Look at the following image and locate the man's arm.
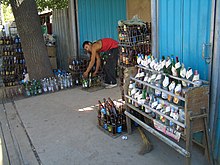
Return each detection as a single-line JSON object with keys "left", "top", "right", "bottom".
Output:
{"left": 93, "top": 53, "right": 101, "bottom": 76}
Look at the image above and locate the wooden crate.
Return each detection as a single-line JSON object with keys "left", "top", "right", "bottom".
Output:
{"left": 47, "top": 46, "right": 56, "bottom": 57}
{"left": 49, "top": 57, "right": 57, "bottom": 69}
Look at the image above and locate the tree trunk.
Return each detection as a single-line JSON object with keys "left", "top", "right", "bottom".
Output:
{"left": 10, "top": 0, "right": 53, "bottom": 80}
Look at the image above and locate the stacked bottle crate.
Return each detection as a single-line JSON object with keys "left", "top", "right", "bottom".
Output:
{"left": 97, "top": 98, "right": 126, "bottom": 137}
{"left": 68, "top": 57, "right": 104, "bottom": 88}
{"left": 0, "top": 35, "right": 27, "bottom": 87}
{"left": 117, "top": 20, "right": 151, "bottom": 101}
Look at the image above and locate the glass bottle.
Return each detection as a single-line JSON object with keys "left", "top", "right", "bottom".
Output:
{"left": 186, "top": 67, "right": 193, "bottom": 87}
{"left": 173, "top": 84, "right": 182, "bottom": 105}
{"left": 167, "top": 81, "right": 176, "bottom": 103}
{"left": 192, "top": 70, "right": 202, "bottom": 87}
{"left": 161, "top": 76, "right": 169, "bottom": 100}
{"left": 165, "top": 56, "right": 172, "bottom": 75}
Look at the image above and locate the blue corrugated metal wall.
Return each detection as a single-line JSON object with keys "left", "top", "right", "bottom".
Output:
{"left": 77, "top": 0, "right": 126, "bottom": 51}
{"left": 214, "top": 103, "right": 220, "bottom": 164}
{"left": 213, "top": 1, "right": 220, "bottom": 163}
{"left": 158, "top": 0, "right": 183, "bottom": 61}
{"left": 158, "top": 0, "right": 212, "bottom": 80}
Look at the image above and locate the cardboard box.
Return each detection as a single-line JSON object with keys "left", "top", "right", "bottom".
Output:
{"left": 49, "top": 57, "right": 57, "bottom": 69}
{"left": 47, "top": 46, "right": 56, "bottom": 57}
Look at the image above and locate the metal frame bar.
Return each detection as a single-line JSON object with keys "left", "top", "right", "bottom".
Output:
{"left": 125, "top": 111, "right": 190, "bottom": 157}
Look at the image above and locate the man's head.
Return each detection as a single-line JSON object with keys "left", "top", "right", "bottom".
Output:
{"left": 83, "top": 41, "right": 92, "bottom": 53}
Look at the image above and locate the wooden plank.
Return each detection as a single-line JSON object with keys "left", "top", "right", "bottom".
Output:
{"left": 185, "top": 86, "right": 209, "bottom": 132}
{"left": 125, "top": 105, "right": 132, "bottom": 134}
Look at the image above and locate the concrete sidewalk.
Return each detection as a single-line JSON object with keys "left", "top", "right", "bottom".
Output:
{"left": 1, "top": 87, "right": 209, "bottom": 165}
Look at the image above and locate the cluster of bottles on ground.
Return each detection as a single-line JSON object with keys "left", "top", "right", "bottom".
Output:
{"left": 97, "top": 98, "right": 127, "bottom": 136}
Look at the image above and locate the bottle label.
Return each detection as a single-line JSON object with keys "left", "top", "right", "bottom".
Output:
{"left": 122, "top": 47, "right": 125, "bottom": 53}
{"left": 155, "top": 83, "right": 161, "bottom": 96}
{"left": 173, "top": 97, "right": 179, "bottom": 105}
{"left": 180, "top": 68, "right": 186, "bottom": 78}
{"left": 173, "top": 112, "right": 179, "bottom": 120}
{"left": 101, "top": 108, "right": 106, "bottom": 115}
{"left": 186, "top": 69, "right": 193, "bottom": 79}
{"left": 155, "top": 74, "right": 162, "bottom": 81}
{"left": 172, "top": 66, "right": 177, "bottom": 76}
{"left": 174, "top": 84, "right": 182, "bottom": 93}
{"left": 168, "top": 82, "right": 176, "bottom": 91}
{"left": 154, "top": 62, "right": 159, "bottom": 71}
{"left": 147, "top": 58, "right": 151, "bottom": 65}
{"left": 156, "top": 104, "right": 162, "bottom": 110}
{"left": 162, "top": 77, "right": 169, "bottom": 87}
{"left": 151, "top": 101, "right": 158, "bottom": 108}
{"left": 192, "top": 74, "right": 200, "bottom": 82}
{"left": 167, "top": 95, "right": 173, "bottom": 102}
{"left": 150, "top": 60, "right": 155, "bottom": 69}
{"left": 104, "top": 123, "right": 108, "bottom": 130}
{"left": 182, "top": 81, "right": 187, "bottom": 87}
{"left": 175, "top": 62, "right": 181, "bottom": 69}
{"left": 162, "top": 92, "right": 168, "bottom": 99}
{"left": 117, "top": 125, "right": 122, "bottom": 133}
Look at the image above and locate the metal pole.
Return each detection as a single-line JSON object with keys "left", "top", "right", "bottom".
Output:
{"left": 210, "top": 0, "right": 220, "bottom": 140}
{"left": 68, "top": 0, "right": 78, "bottom": 59}
{"left": 210, "top": 0, "right": 220, "bottom": 164}
{"left": 151, "top": 0, "right": 158, "bottom": 58}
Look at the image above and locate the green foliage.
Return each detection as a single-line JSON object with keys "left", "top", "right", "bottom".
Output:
{"left": 0, "top": 0, "right": 10, "bottom": 6}
{"left": 36, "top": 0, "right": 68, "bottom": 12}
{"left": 0, "top": 0, "right": 68, "bottom": 12}
{"left": 2, "top": 4, "right": 14, "bottom": 23}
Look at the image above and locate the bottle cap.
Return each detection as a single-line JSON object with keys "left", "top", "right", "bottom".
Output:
{"left": 194, "top": 70, "right": 198, "bottom": 75}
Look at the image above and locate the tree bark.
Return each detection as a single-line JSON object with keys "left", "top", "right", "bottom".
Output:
{"left": 10, "top": 0, "right": 53, "bottom": 80}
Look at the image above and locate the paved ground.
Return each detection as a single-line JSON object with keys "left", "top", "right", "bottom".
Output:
{"left": 0, "top": 86, "right": 209, "bottom": 165}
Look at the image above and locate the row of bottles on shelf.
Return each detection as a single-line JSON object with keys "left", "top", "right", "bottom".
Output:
{"left": 119, "top": 41, "right": 151, "bottom": 67}
{"left": 0, "top": 35, "right": 21, "bottom": 45}
{"left": 1, "top": 66, "right": 27, "bottom": 86}
{"left": 2, "top": 45, "right": 23, "bottom": 56}
{"left": 2, "top": 54, "right": 25, "bottom": 65}
{"left": 118, "top": 22, "right": 151, "bottom": 44}
{"left": 133, "top": 67, "right": 200, "bottom": 106}
{"left": 128, "top": 79, "right": 185, "bottom": 123}
{"left": 127, "top": 81, "right": 183, "bottom": 141}
{"left": 3, "top": 77, "right": 16, "bottom": 87}
{"left": 97, "top": 98, "right": 126, "bottom": 135}
{"left": 23, "top": 73, "right": 73, "bottom": 97}
{"left": 0, "top": 37, "right": 26, "bottom": 87}
{"left": 136, "top": 54, "right": 202, "bottom": 87}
